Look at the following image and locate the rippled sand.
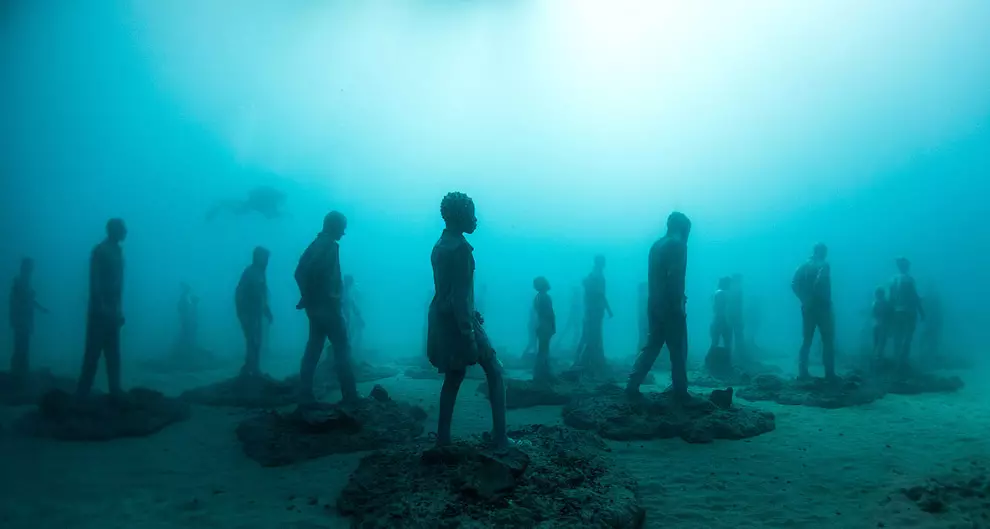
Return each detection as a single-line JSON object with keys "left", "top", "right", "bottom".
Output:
{"left": 1, "top": 361, "right": 986, "bottom": 529}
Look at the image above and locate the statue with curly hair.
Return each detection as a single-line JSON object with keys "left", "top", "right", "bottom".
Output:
{"left": 426, "top": 192, "right": 509, "bottom": 450}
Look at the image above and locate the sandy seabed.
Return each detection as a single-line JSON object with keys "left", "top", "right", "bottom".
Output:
{"left": 0, "top": 360, "right": 987, "bottom": 529}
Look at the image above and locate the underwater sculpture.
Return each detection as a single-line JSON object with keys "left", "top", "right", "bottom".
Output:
{"left": 205, "top": 185, "right": 286, "bottom": 221}
{"left": 573, "top": 254, "right": 613, "bottom": 376}
{"left": 237, "top": 246, "right": 274, "bottom": 378}
{"left": 0, "top": 257, "right": 68, "bottom": 405}
{"left": 235, "top": 384, "right": 426, "bottom": 467}
{"left": 531, "top": 275, "right": 556, "bottom": 384}
{"left": 336, "top": 425, "right": 646, "bottom": 529}
{"left": 871, "top": 286, "right": 893, "bottom": 360}
{"left": 705, "top": 276, "right": 735, "bottom": 379}
{"left": 138, "top": 282, "right": 234, "bottom": 373}
{"left": 427, "top": 191, "right": 509, "bottom": 449}
{"left": 295, "top": 211, "right": 358, "bottom": 403}
{"left": 791, "top": 242, "right": 837, "bottom": 380}
{"left": 7, "top": 257, "right": 49, "bottom": 381}
{"left": 889, "top": 256, "right": 925, "bottom": 368}
{"left": 563, "top": 384, "right": 776, "bottom": 443}
{"left": 627, "top": 211, "right": 692, "bottom": 401}
{"left": 77, "top": 218, "right": 127, "bottom": 399}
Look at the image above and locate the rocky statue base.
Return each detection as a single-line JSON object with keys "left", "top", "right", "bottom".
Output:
{"left": 869, "top": 358, "right": 964, "bottom": 395}
{"left": 0, "top": 369, "right": 77, "bottom": 406}
{"left": 736, "top": 374, "right": 886, "bottom": 408}
{"left": 475, "top": 368, "right": 647, "bottom": 410}
{"left": 236, "top": 385, "right": 427, "bottom": 467}
{"left": 180, "top": 374, "right": 298, "bottom": 408}
{"left": 337, "top": 425, "right": 645, "bottom": 529}
{"left": 562, "top": 385, "right": 775, "bottom": 443}
{"left": 15, "top": 388, "right": 190, "bottom": 441}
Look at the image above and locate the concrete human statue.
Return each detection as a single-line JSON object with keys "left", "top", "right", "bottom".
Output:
{"left": 531, "top": 276, "right": 556, "bottom": 384}
{"left": 626, "top": 211, "right": 692, "bottom": 401}
{"left": 295, "top": 211, "right": 359, "bottom": 403}
{"left": 9, "top": 257, "right": 49, "bottom": 383}
{"left": 575, "top": 254, "right": 613, "bottom": 374}
{"left": 76, "top": 218, "right": 127, "bottom": 398}
{"left": 236, "top": 247, "right": 273, "bottom": 377}
{"left": 791, "top": 242, "right": 836, "bottom": 380}
{"left": 426, "top": 191, "right": 510, "bottom": 450}
{"left": 888, "top": 256, "right": 925, "bottom": 368}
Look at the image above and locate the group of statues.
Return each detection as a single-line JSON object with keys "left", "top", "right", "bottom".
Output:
{"left": 4, "top": 190, "right": 949, "bottom": 450}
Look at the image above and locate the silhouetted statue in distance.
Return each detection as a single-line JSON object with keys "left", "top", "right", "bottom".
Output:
{"left": 889, "top": 256, "right": 924, "bottom": 368}
{"left": 627, "top": 212, "right": 691, "bottom": 401}
{"left": 532, "top": 276, "right": 556, "bottom": 384}
{"left": 575, "top": 254, "right": 612, "bottom": 374}
{"left": 871, "top": 286, "right": 892, "bottom": 360}
{"left": 236, "top": 247, "right": 273, "bottom": 377}
{"left": 295, "top": 211, "right": 358, "bottom": 403}
{"left": 709, "top": 276, "right": 733, "bottom": 353}
{"left": 76, "top": 218, "right": 127, "bottom": 398}
{"left": 791, "top": 242, "right": 836, "bottom": 380}
{"left": 426, "top": 192, "right": 509, "bottom": 449}
{"left": 9, "top": 257, "right": 49, "bottom": 381}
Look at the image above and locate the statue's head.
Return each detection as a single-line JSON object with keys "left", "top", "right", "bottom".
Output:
{"left": 533, "top": 276, "right": 551, "bottom": 292}
{"left": 106, "top": 218, "right": 127, "bottom": 243}
{"left": 896, "top": 256, "right": 910, "bottom": 273}
{"left": 440, "top": 192, "right": 477, "bottom": 234}
{"left": 718, "top": 276, "right": 732, "bottom": 290}
{"left": 812, "top": 242, "right": 828, "bottom": 260}
{"left": 252, "top": 246, "right": 270, "bottom": 268}
{"left": 666, "top": 211, "right": 691, "bottom": 241}
{"left": 323, "top": 211, "right": 347, "bottom": 240}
